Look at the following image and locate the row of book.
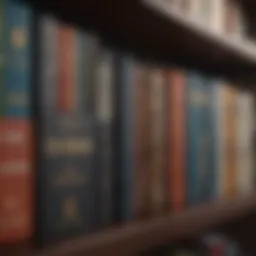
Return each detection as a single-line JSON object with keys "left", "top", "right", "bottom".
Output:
{"left": 142, "top": 234, "right": 247, "bottom": 255}
{"left": 166, "top": 0, "right": 246, "bottom": 39}
{"left": 0, "top": 0, "right": 255, "bottom": 245}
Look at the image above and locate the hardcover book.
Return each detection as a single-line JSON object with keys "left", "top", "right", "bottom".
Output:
{"left": 94, "top": 48, "right": 115, "bottom": 227}
{"left": 3, "top": 0, "right": 32, "bottom": 117}
{"left": 149, "top": 67, "right": 167, "bottom": 215}
{"left": 36, "top": 17, "right": 97, "bottom": 242}
{"left": 187, "top": 72, "right": 212, "bottom": 205}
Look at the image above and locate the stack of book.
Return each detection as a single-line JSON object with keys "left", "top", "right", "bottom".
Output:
{"left": 166, "top": 0, "right": 246, "bottom": 39}
{"left": 0, "top": 0, "right": 255, "bottom": 245}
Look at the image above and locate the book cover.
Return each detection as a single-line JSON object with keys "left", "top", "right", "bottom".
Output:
{"left": 0, "top": 119, "right": 33, "bottom": 241}
{"left": 3, "top": 0, "right": 32, "bottom": 117}
{"left": 94, "top": 48, "right": 115, "bottom": 227}
{"left": 187, "top": 72, "right": 212, "bottom": 205}
{"left": 168, "top": 69, "right": 187, "bottom": 212}
{"left": 149, "top": 67, "right": 167, "bottom": 216}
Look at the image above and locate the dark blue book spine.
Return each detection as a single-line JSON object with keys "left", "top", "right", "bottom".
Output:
{"left": 3, "top": 0, "right": 32, "bottom": 117}
{"left": 36, "top": 16, "right": 97, "bottom": 243}
{"left": 112, "top": 54, "right": 134, "bottom": 222}
{"left": 120, "top": 56, "right": 135, "bottom": 221}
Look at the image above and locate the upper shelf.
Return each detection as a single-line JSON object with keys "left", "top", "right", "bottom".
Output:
{"left": 28, "top": 0, "right": 256, "bottom": 79}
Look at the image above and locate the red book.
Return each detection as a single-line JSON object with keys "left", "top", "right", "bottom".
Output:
{"left": 168, "top": 69, "right": 186, "bottom": 212}
{"left": 0, "top": 119, "right": 33, "bottom": 241}
{"left": 58, "top": 25, "right": 76, "bottom": 112}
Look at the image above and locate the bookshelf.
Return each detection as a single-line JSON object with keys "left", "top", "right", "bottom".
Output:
{"left": 1, "top": 0, "right": 256, "bottom": 255}
{"left": 29, "top": 0, "right": 256, "bottom": 78}
{"left": 1, "top": 197, "right": 256, "bottom": 256}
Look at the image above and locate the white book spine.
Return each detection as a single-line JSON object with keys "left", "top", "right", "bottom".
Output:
{"left": 209, "top": 0, "right": 225, "bottom": 34}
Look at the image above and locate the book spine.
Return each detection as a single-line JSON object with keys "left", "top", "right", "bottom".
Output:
{"left": 37, "top": 17, "right": 97, "bottom": 242}
{"left": 94, "top": 49, "right": 114, "bottom": 227}
{"left": 223, "top": 85, "right": 237, "bottom": 198}
{"left": 149, "top": 68, "right": 167, "bottom": 215}
{"left": 214, "top": 82, "right": 226, "bottom": 198}
{"left": 0, "top": 120, "right": 33, "bottom": 241}
{"left": 168, "top": 69, "right": 186, "bottom": 212}
{"left": 0, "top": 0, "right": 33, "bottom": 242}
{"left": 209, "top": 0, "right": 224, "bottom": 33}
{"left": 3, "top": 0, "right": 32, "bottom": 117}
{"left": 119, "top": 56, "right": 135, "bottom": 221}
{"left": 200, "top": 78, "right": 215, "bottom": 203}
{"left": 236, "top": 92, "right": 254, "bottom": 195}
{"left": 187, "top": 73, "right": 210, "bottom": 205}
{"left": 133, "top": 63, "right": 151, "bottom": 219}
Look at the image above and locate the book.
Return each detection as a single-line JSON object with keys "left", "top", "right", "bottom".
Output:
{"left": 3, "top": 0, "right": 32, "bottom": 117}
{"left": 0, "top": 119, "right": 33, "bottom": 241}
{"left": 223, "top": 85, "right": 238, "bottom": 198}
{"left": 148, "top": 67, "right": 167, "bottom": 215}
{"left": 36, "top": 18, "right": 97, "bottom": 243}
{"left": 167, "top": 69, "right": 187, "bottom": 212}
{"left": 211, "top": 81, "right": 225, "bottom": 198}
{"left": 94, "top": 48, "right": 115, "bottom": 227}
{"left": 0, "top": 0, "right": 33, "bottom": 242}
{"left": 133, "top": 62, "right": 151, "bottom": 219}
{"left": 236, "top": 92, "right": 254, "bottom": 196}
{"left": 201, "top": 77, "right": 217, "bottom": 202}
{"left": 112, "top": 54, "right": 136, "bottom": 221}
{"left": 209, "top": 0, "right": 225, "bottom": 33}
{"left": 187, "top": 72, "right": 212, "bottom": 205}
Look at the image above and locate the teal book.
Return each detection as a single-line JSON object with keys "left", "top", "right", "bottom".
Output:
{"left": 3, "top": 0, "right": 32, "bottom": 117}
{"left": 187, "top": 72, "right": 213, "bottom": 205}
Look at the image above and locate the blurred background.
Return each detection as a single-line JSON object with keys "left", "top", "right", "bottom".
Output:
{"left": 1, "top": 0, "right": 256, "bottom": 255}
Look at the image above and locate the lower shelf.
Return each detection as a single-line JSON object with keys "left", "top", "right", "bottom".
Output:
{"left": 1, "top": 197, "right": 256, "bottom": 256}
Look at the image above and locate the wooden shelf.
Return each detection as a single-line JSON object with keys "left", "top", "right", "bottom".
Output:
{"left": 1, "top": 197, "right": 256, "bottom": 256}
{"left": 27, "top": 0, "right": 256, "bottom": 80}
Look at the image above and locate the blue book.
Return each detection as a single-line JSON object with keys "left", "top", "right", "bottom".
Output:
{"left": 3, "top": 0, "right": 32, "bottom": 117}
{"left": 187, "top": 72, "right": 213, "bottom": 205}
{"left": 36, "top": 16, "right": 98, "bottom": 243}
{"left": 112, "top": 54, "right": 135, "bottom": 221}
